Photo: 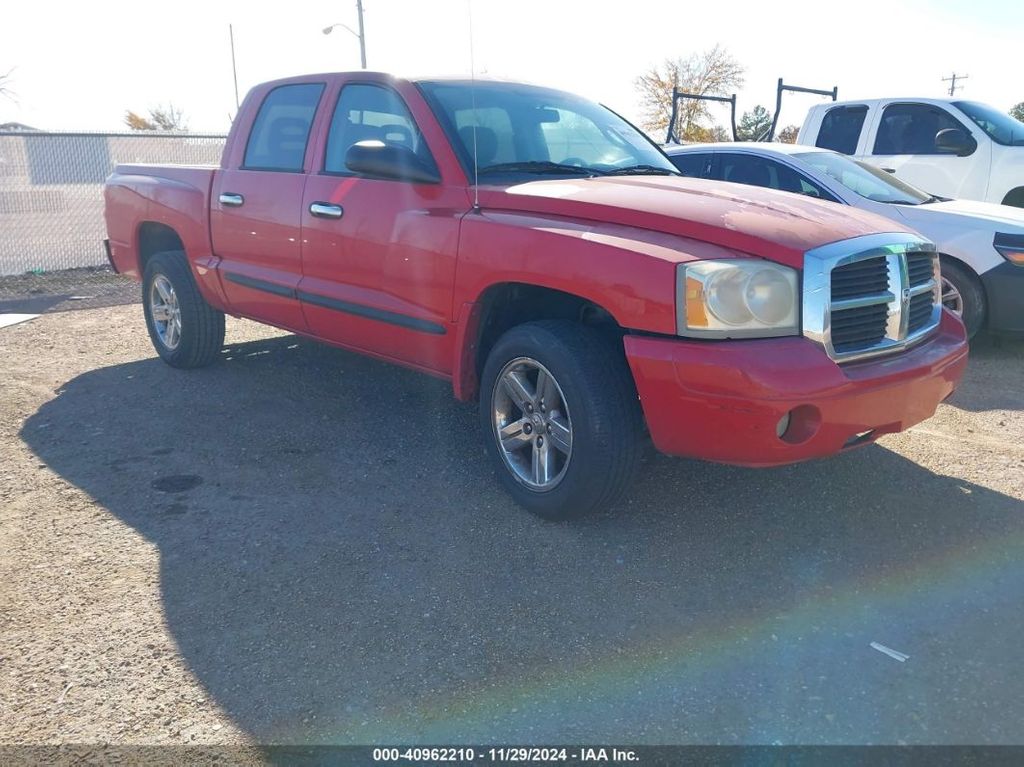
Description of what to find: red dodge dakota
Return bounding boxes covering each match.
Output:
[103,72,969,518]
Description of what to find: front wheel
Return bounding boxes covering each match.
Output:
[479,320,643,520]
[143,251,225,368]
[940,259,985,340]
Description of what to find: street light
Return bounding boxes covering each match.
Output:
[322,1,366,69]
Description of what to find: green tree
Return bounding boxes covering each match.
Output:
[736,105,773,141]
[636,45,745,142]
[1010,102,1024,122]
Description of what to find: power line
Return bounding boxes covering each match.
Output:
[941,73,968,97]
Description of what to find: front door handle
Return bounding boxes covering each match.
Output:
[881,167,896,174]
[309,202,344,220]
[219,192,245,207]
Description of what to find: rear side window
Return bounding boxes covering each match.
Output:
[873,103,966,155]
[669,152,712,177]
[816,106,867,155]
[243,83,325,171]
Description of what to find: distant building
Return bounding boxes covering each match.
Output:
[0,122,40,132]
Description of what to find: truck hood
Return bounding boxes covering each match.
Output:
[477,176,913,269]
[896,198,1024,234]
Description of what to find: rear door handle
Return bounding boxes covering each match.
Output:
[219,192,244,207]
[881,167,896,174]
[309,202,344,220]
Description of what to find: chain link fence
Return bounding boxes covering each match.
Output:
[0,131,226,277]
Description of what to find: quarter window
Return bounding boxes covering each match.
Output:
[243,83,325,171]
[324,84,436,175]
[873,104,967,155]
[815,105,867,155]
[669,152,712,177]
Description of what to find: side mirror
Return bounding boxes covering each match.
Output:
[935,128,976,157]
[344,140,440,184]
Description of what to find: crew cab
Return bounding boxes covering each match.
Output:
[799,98,1024,207]
[104,73,969,519]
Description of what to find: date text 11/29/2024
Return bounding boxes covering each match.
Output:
[373,747,638,762]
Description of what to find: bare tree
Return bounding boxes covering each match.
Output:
[123,103,188,131]
[776,125,800,144]
[0,68,16,102]
[149,103,188,131]
[636,45,745,142]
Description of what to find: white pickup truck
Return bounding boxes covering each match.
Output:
[798,98,1024,208]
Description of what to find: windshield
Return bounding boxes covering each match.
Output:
[953,101,1024,146]
[418,80,679,180]
[793,151,932,205]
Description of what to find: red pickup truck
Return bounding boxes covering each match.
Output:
[104,72,969,519]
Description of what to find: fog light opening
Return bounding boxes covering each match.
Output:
[778,405,822,445]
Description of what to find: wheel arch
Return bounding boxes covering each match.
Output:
[453,281,627,402]
[137,221,186,274]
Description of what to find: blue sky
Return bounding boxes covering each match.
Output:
[1,0,1021,133]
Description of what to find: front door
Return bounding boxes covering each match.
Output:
[299,81,467,374]
[859,102,990,201]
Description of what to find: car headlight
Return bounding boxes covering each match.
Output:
[676,259,799,338]
[994,232,1024,265]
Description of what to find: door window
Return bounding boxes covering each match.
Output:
[873,103,967,155]
[324,84,436,175]
[718,153,832,200]
[243,83,325,171]
[815,105,867,155]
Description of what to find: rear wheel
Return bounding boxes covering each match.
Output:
[142,251,225,368]
[479,320,643,520]
[940,258,985,339]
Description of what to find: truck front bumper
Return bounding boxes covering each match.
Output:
[624,310,968,467]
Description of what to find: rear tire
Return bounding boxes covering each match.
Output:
[940,258,985,339]
[479,320,643,520]
[142,250,225,368]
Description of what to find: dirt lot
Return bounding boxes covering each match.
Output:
[2,300,1023,747]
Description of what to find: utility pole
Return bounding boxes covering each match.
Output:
[942,72,968,97]
[229,24,240,111]
[356,1,366,70]
[323,2,367,69]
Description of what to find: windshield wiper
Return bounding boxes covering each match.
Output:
[477,161,601,177]
[601,164,680,176]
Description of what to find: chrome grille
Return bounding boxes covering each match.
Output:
[803,234,942,363]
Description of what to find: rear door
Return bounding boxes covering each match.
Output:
[211,82,326,331]
[813,104,869,155]
[298,80,468,373]
[858,102,990,200]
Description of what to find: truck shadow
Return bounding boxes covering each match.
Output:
[946,333,1024,412]
[20,335,1024,745]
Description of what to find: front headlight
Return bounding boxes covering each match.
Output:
[994,232,1024,265]
[676,259,799,338]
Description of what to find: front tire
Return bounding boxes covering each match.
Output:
[142,251,225,368]
[479,320,643,520]
[940,259,985,340]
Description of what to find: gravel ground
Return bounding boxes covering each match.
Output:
[1,303,1022,749]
